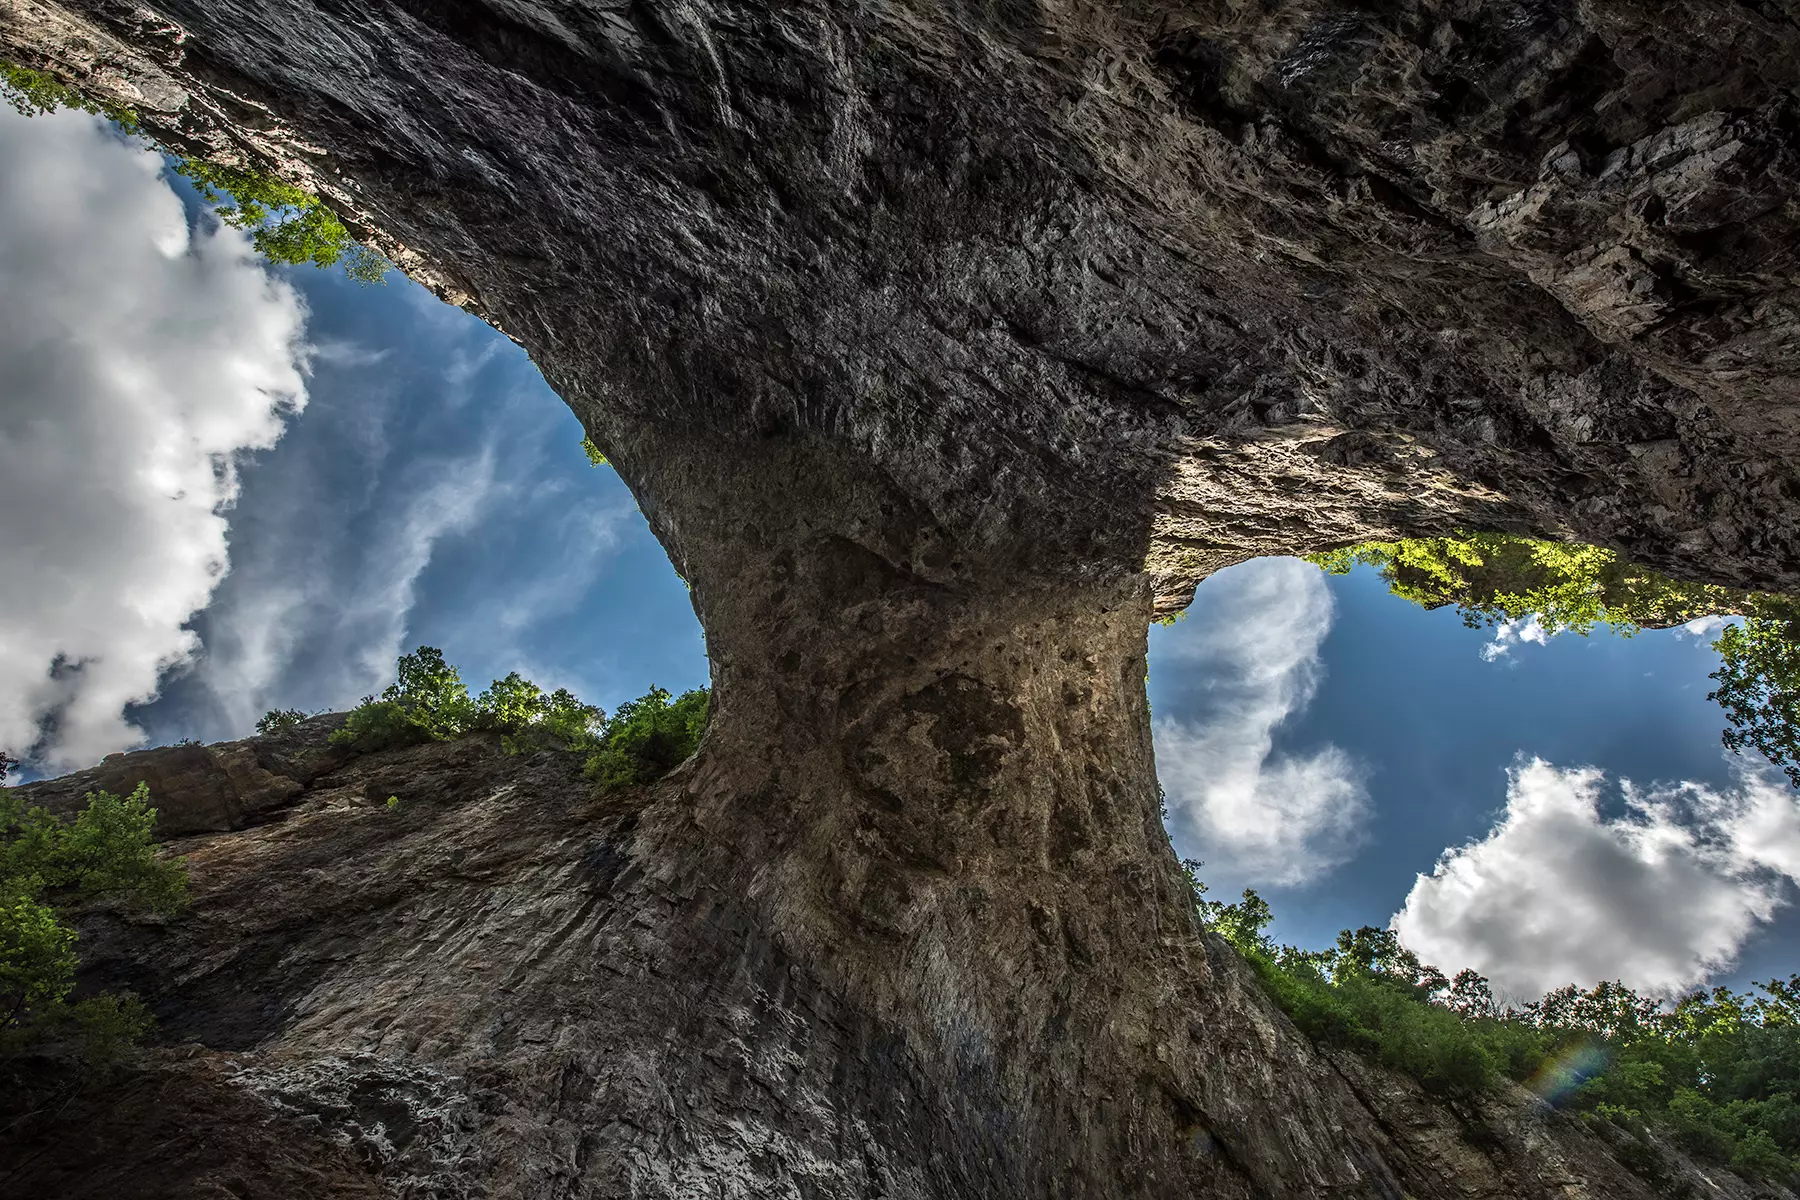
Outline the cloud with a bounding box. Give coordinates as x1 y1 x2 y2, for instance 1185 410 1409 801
1678 615 1734 640
190 447 500 731
1154 558 1369 888
1479 614 1551 662
1393 759 1800 998
161 340 639 739
0 107 308 770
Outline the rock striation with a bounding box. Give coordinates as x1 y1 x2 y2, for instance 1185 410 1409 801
3 727 1782 1200
3 0 1800 1195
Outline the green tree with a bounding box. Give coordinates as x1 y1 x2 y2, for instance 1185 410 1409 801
1 783 186 1055
1710 611 1800 788
255 708 309 734
174 161 386 282
581 437 609 467
330 648 611 758
1309 534 1747 634
1 60 136 128
330 646 476 750
584 686 709 791
472 672 606 755
1186 871 1800 1183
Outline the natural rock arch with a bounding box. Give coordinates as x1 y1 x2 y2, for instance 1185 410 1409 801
4 0 1800 1195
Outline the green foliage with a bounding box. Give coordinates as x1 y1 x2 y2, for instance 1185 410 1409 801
174 161 386 282
581 437 609 467
1710 611 1800 788
330 646 476 751
385 795 400 810
1202 887 1518 1096
1194 879 1800 1183
329 648 609 759
0 60 137 129
255 708 310 734
1 784 186 1057
583 686 709 792
472 673 606 756
1307 534 1749 635
323 647 704 789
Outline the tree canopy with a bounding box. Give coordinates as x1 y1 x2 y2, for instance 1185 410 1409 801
1193 869 1800 1186
325 647 706 790
1308 534 1754 634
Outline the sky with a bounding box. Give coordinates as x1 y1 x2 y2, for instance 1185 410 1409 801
5 102 1799 1007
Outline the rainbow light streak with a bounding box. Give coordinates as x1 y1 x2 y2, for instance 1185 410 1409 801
1527 1038 1612 1106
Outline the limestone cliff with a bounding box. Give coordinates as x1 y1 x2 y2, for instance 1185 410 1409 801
3 0 1799 1195
2 725 1779 1199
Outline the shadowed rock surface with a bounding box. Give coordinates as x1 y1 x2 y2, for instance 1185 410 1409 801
4 727 1782 1199
3 0 1800 1194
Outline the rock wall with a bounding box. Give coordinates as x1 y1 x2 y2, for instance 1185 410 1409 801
4 727 1777 1200
4 0 1800 1195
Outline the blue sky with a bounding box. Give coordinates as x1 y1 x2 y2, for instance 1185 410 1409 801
5 103 1798 1007
1148 563 1796 992
136 259 708 742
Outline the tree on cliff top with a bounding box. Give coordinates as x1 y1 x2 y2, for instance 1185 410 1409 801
1197 877 1800 1186
1710 614 1800 788
1308 534 1753 634
325 646 704 787
2 59 385 283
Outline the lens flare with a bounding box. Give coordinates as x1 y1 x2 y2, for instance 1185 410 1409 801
1527 1038 1611 1106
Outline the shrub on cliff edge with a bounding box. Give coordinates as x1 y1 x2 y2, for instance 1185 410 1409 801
582 686 709 792
1 780 186 1060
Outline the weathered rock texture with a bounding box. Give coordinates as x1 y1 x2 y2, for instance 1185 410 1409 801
5 728 1782 1200
3 0 1800 1195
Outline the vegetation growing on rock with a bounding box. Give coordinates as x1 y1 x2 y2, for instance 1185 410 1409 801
174 161 387 282
581 686 709 792
254 708 310 734
328 647 705 788
1308 535 1759 635
1712 618 1800 790
0 60 135 129
2 59 384 282
1197 873 1800 1186
1 754 186 1060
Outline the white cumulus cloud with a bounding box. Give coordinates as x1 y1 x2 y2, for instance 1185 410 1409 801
1678 615 1734 639
1154 558 1369 888
1479 614 1551 662
0 106 308 769
1394 759 1800 998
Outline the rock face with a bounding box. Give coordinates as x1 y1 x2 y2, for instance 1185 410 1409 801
3 728 1780 1200
14 715 348 836
3 0 1800 1195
